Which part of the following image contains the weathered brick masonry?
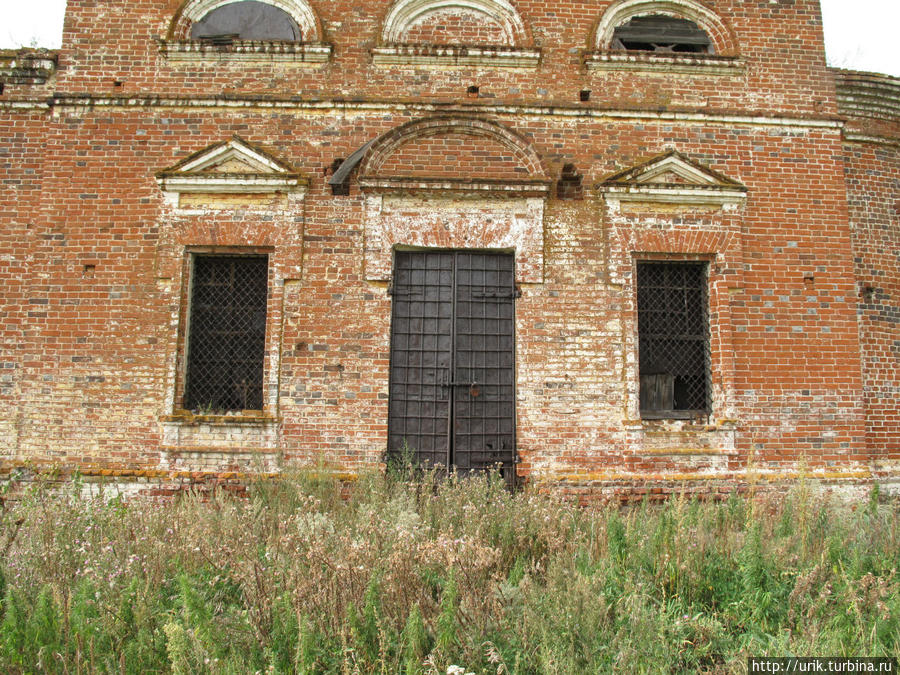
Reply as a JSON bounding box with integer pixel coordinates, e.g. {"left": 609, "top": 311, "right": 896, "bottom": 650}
{"left": 0, "top": 0, "right": 897, "bottom": 499}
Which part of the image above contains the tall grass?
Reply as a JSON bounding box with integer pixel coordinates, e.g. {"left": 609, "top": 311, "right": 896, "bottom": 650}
{"left": 1, "top": 469, "right": 898, "bottom": 673}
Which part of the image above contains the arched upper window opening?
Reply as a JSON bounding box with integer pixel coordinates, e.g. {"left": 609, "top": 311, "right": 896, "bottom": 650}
{"left": 168, "top": 0, "right": 323, "bottom": 43}
{"left": 189, "top": 1, "right": 301, "bottom": 42}
{"left": 163, "top": 0, "right": 330, "bottom": 62}
{"left": 381, "top": 0, "right": 529, "bottom": 46}
{"left": 372, "top": 0, "right": 539, "bottom": 68}
{"left": 611, "top": 15, "right": 712, "bottom": 54}
{"left": 592, "top": 0, "right": 737, "bottom": 57}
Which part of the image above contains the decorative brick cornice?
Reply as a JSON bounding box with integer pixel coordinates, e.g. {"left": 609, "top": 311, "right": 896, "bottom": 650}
{"left": 0, "top": 49, "right": 57, "bottom": 85}
{"left": 584, "top": 50, "right": 743, "bottom": 76}
{"left": 358, "top": 176, "right": 550, "bottom": 195}
{"left": 158, "top": 39, "right": 332, "bottom": 63}
{"left": 372, "top": 44, "right": 539, "bottom": 68}
{"left": 832, "top": 68, "right": 900, "bottom": 125}
{"left": 5, "top": 95, "right": 846, "bottom": 132}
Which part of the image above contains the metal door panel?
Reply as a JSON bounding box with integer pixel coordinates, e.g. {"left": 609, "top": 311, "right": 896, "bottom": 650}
{"left": 387, "top": 252, "right": 454, "bottom": 468}
{"left": 452, "top": 252, "right": 516, "bottom": 477}
{"left": 388, "top": 251, "right": 516, "bottom": 481}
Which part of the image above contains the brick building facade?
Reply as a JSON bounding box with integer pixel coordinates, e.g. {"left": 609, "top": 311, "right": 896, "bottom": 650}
{"left": 1, "top": 0, "right": 897, "bottom": 498}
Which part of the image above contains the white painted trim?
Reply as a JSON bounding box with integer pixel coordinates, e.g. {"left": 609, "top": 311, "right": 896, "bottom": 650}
{"left": 179, "top": 138, "right": 287, "bottom": 173}
{"left": 381, "top": 0, "right": 527, "bottom": 45}
{"left": 363, "top": 193, "right": 546, "bottom": 283}
{"left": 159, "top": 40, "right": 331, "bottom": 63}
{"left": 371, "top": 45, "right": 539, "bottom": 68}
{"left": 0, "top": 101, "right": 52, "bottom": 111}
{"left": 359, "top": 177, "right": 550, "bottom": 194}
{"left": 156, "top": 176, "right": 307, "bottom": 194}
{"left": 599, "top": 152, "right": 747, "bottom": 209}
{"left": 632, "top": 155, "right": 720, "bottom": 184}
{"left": 155, "top": 137, "right": 307, "bottom": 195}
{"left": 39, "top": 96, "right": 848, "bottom": 131}
{"left": 0, "top": 51, "right": 57, "bottom": 84}
{"left": 600, "top": 185, "right": 747, "bottom": 208}
{"left": 584, "top": 51, "right": 743, "bottom": 76}
{"left": 843, "top": 133, "right": 900, "bottom": 147}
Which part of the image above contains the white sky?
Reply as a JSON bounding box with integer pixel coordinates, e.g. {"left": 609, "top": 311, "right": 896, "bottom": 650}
{"left": 1, "top": 0, "right": 898, "bottom": 77}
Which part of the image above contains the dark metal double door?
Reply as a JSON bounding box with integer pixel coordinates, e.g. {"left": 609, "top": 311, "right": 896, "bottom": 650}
{"left": 388, "top": 251, "right": 516, "bottom": 480}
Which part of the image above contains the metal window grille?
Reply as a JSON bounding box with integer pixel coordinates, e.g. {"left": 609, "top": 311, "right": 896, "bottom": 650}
{"left": 637, "top": 261, "right": 710, "bottom": 417}
{"left": 184, "top": 255, "right": 268, "bottom": 412}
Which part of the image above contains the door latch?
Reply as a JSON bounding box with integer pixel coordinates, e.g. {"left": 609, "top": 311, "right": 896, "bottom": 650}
{"left": 445, "top": 375, "right": 481, "bottom": 398}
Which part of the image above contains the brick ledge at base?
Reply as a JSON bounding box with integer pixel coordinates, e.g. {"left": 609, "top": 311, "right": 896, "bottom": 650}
{"left": 1, "top": 461, "right": 895, "bottom": 502}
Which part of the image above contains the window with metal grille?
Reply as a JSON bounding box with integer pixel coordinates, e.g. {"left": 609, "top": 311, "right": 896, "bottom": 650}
{"left": 183, "top": 255, "right": 268, "bottom": 412}
{"left": 637, "top": 261, "right": 710, "bottom": 418}
{"left": 612, "top": 15, "right": 713, "bottom": 54}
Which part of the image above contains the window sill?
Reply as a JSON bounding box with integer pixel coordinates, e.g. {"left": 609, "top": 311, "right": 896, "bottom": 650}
{"left": 163, "top": 411, "right": 277, "bottom": 426}
{"left": 640, "top": 410, "right": 709, "bottom": 421}
{"left": 584, "top": 50, "right": 743, "bottom": 76}
{"left": 158, "top": 40, "right": 332, "bottom": 64}
{"left": 624, "top": 416, "right": 739, "bottom": 429}
{"left": 160, "top": 411, "right": 280, "bottom": 454}
{"left": 372, "top": 45, "right": 540, "bottom": 69}
{"left": 622, "top": 417, "right": 739, "bottom": 468}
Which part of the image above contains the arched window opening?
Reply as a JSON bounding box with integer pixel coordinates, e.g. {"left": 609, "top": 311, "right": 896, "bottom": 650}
{"left": 190, "top": 0, "right": 301, "bottom": 42}
{"left": 612, "top": 15, "right": 712, "bottom": 54}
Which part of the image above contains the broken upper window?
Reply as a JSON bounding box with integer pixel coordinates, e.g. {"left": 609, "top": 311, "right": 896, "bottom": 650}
{"left": 637, "top": 261, "right": 711, "bottom": 418}
{"left": 612, "top": 15, "right": 712, "bottom": 54}
{"left": 190, "top": 1, "right": 302, "bottom": 42}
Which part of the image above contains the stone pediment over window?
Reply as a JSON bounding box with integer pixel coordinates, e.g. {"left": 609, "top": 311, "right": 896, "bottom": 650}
{"left": 161, "top": 0, "right": 331, "bottom": 63}
{"left": 598, "top": 151, "right": 747, "bottom": 210}
{"left": 372, "top": 0, "right": 540, "bottom": 68}
{"left": 155, "top": 136, "right": 307, "bottom": 207}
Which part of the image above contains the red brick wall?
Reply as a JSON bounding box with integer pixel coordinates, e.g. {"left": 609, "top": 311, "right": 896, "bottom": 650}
{"left": 845, "top": 142, "right": 900, "bottom": 460}
{"left": 0, "top": 0, "right": 895, "bottom": 496}
{"left": 400, "top": 9, "right": 511, "bottom": 46}
{"left": 48, "top": 0, "right": 834, "bottom": 115}
{"left": 0, "top": 112, "right": 48, "bottom": 456}
{"left": 374, "top": 132, "right": 535, "bottom": 179}
{"left": 832, "top": 69, "right": 900, "bottom": 476}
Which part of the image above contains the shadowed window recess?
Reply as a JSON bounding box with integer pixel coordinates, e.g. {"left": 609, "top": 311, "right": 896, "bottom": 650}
{"left": 184, "top": 255, "right": 269, "bottom": 412}
{"left": 637, "top": 261, "right": 711, "bottom": 418}
{"left": 190, "top": 1, "right": 302, "bottom": 41}
{"left": 612, "top": 15, "right": 712, "bottom": 53}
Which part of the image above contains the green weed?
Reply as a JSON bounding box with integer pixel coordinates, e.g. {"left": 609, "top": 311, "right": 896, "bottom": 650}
{"left": 0, "top": 470, "right": 898, "bottom": 673}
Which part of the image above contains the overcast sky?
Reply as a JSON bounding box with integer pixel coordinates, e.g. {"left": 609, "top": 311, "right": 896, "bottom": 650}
{"left": 1, "top": 0, "right": 898, "bottom": 77}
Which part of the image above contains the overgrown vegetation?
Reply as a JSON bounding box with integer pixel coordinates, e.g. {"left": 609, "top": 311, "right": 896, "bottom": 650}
{"left": 0, "top": 469, "right": 898, "bottom": 673}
